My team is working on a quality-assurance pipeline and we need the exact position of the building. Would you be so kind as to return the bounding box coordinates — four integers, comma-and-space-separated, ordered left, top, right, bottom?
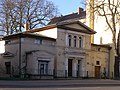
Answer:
27, 20, 96, 78
86, 0, 120, 78
0, 18, 98, 78
90, 44, 112, 78
1, 33, 56, 78
0, 7, 113, 79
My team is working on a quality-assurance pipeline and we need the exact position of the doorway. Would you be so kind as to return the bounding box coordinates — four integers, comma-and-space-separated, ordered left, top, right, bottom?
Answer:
5, 62, 11, 74
68, 59, 73, 77
95, 66, 101, 78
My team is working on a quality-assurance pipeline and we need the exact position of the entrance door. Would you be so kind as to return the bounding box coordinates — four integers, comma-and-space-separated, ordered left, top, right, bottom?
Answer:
95, 66, 101, 78
5, 62, 11, 74
68, 59, 73, 77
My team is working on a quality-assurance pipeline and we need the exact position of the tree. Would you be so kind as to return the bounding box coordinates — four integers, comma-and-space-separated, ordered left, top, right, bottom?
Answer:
87, 0, 120, 78
0, 0, 59, 35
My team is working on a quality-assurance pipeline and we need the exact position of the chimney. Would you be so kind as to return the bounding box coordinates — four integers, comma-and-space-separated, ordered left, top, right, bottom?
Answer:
78, 7, 84, 14
24, 23, 29, 31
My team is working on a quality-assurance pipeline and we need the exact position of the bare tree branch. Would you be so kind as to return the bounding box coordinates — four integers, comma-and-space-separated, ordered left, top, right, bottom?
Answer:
0, 0, 59, 35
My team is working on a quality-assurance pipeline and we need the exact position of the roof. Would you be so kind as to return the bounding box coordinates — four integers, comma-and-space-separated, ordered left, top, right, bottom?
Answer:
26, 20, 96, 34
91, 43, 112, 49
25, 9, 96, 34
2, 33, 56, 41
1, 51, 14, 57
48, 11, 86, 25
57, 20, 96, 34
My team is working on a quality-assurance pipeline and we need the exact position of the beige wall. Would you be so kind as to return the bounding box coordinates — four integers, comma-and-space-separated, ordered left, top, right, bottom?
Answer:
55, 27, 91, 77
90, 44, 111, 78
0, 37, 55, 76
86, 0, 118, 78
0, 22, 112, 78
21, 38, 55, 74
0, 42, 19, 76
37, 28, 57, 39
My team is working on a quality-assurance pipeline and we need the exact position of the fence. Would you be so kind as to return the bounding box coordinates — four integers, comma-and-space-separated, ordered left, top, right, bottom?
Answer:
0, 68, 114, 79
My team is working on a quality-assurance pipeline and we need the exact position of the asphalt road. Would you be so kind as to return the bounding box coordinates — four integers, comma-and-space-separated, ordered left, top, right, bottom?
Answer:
1, 87, 120, 90
0, 79, 120, 89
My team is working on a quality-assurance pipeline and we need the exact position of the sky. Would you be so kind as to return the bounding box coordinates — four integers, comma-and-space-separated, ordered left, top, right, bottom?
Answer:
49, 0, 86, 15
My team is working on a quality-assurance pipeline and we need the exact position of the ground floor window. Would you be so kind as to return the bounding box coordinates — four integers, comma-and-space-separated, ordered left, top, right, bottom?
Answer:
38, 61, 49, 75
5, 62, 11, 74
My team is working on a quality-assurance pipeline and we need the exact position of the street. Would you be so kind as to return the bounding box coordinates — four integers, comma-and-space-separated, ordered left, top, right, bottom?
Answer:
0, 79, 120, 89
1, 87, 120, 90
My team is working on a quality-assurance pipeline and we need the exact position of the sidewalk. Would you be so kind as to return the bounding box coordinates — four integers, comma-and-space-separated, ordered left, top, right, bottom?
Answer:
0, 79, 120, 88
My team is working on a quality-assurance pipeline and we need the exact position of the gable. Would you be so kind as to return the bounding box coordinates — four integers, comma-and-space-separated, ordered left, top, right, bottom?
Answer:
65, 23, 86, 30
25, 20, 95, 35
57, 22, 95, 34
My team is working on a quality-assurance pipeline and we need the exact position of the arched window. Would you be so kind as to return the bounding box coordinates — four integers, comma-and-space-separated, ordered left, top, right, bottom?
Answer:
79, 36, 83, 48
68, 35, 72, 47
74, 36, 77, 47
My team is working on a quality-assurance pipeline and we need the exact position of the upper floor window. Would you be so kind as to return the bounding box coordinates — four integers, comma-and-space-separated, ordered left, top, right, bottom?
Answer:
79, 36, 83, 48
96, 61, 100, 65
68, 35, 72, 47
35, 39, 42, 44
21, 38, 25, 42
74, 36, 77, 47
67, 34, 84, 48
97, 48, 101, 51
5, 40, 11, 45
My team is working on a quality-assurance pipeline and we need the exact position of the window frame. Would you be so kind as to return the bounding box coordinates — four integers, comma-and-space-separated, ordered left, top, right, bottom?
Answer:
79, 36, 83, 48
5, 62, 11, 74
96, 61, 100, 65
35, 39, 42, 44
68, 34, 72, 47
74, 36, 77, 47
38, 61, 49, 75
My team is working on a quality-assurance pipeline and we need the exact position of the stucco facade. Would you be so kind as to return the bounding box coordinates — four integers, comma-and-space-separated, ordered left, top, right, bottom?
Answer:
28, 20, 97, 78
86, 0, 120, 77
90, 44, 112, 78
0, 19, 112, 79
0, 33, 56, 78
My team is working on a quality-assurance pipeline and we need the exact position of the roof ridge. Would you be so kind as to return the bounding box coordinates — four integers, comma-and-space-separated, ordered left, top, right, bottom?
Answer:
48, 11, 86, 25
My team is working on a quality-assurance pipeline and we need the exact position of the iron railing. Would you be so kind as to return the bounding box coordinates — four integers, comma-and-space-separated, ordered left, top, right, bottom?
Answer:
0, 68, 114, 79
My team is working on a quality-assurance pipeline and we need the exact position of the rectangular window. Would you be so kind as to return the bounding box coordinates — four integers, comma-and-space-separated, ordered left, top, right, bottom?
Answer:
68, 35, 72, 47
74, 36, 77, 47
40, 64, 44, 74
21, 38, 25, 42
96, 61, 100, 65
35, 39, 42, 44
5, 40, 11, 45
79, 36, 83, 48
5, 62, 11, 74
38, 61, 49, 75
